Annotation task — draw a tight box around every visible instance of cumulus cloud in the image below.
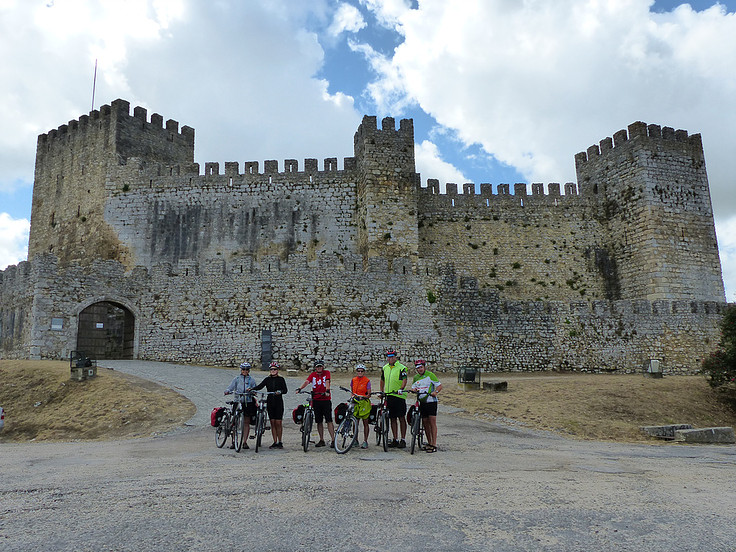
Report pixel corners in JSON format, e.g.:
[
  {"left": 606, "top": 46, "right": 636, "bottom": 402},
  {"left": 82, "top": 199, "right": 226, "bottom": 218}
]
[
  {"left": 0, "top": 213, "right": 29, "bottom": 270},
  {"left": 359, "top": 0, "right": 736, "bottom": 221},
  {"left": 328, "top": 2, "right": 366, "bottom": 36}
]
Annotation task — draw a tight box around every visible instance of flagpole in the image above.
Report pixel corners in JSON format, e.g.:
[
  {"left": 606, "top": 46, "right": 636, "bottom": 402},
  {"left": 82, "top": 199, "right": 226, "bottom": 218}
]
[{"left": 91, "top": 59, "right": 98, "bottom": 111}]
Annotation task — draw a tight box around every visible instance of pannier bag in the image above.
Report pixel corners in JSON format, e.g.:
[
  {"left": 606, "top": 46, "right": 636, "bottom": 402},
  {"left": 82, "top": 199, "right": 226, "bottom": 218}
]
[
  {"left": 292, "top": 404, "right": 305, "bottom": 424},
  {"left": 353, "top": 399, "right": 372, "bottom": 419},
  {"left": 368, "top": 404, "right": 378, "bottom": 423},
  {"left": 211, "top": 406, "right": 226, "bottom": 427},
  {"left": 334, "top": 402, "right": 348, "bottom": 424},
  {"left": 406, "top": 404, "right": 417, "bottom": 425}
]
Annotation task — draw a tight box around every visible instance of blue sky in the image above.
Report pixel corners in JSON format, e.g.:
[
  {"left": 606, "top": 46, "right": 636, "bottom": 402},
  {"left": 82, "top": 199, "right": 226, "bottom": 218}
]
[{"left": 0, "top": 0, "right": 735, "bottom": 301}]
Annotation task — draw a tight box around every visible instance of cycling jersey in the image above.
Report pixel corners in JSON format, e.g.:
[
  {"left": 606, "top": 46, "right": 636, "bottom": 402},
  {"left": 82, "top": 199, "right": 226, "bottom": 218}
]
[
  {"left": 411, "top": 370, "right": 441, "bottom": 403},
  {"left": 382, "top": 362, "right": 408, "bottom": 398}
]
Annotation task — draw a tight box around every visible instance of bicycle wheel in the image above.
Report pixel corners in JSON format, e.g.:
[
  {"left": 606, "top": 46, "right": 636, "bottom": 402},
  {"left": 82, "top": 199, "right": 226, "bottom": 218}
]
[
  {"left": 255, "top": 411, "right": 265, "bottom": 453},
  {"left": 410, "top": 411, "right": 421, "bottom": 455},
  {"left": 234, "top": 412, "right": 244, "bottom": 452},
  {"left": 335, "top": 416, "right": 358, "bottom": 454},
  {"left": 381, "top": 410, "right": 390, "bottom": 452},
  {"left": 374, "top": 412, "right": 383, "bottom": 446},
  {"left": 215, "top": 414, "right": 229, "bottom": 448},
  {"left": 302, "top": 409, "right": 313, "bottom": 453}
]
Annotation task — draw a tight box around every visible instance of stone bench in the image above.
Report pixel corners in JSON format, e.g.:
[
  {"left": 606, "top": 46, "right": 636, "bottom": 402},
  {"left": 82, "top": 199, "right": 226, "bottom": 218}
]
[
  {"left": 483, "top": 380, "right": 508, "bottom": 392},
  {"left": 640, "top": 424, "right": 693, "bottom": 440},
  {"left": 673, "top": 427, "right": 735, "bottom": 444}
]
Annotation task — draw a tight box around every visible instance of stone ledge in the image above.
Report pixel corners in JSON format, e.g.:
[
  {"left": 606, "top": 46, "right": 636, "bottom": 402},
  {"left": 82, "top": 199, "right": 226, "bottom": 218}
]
[
  {"left": 640, "top": 424, "right": 693, "bottom": 440},
  {"left": 673, "top": 427, "right": 735, "bottom": 444}
]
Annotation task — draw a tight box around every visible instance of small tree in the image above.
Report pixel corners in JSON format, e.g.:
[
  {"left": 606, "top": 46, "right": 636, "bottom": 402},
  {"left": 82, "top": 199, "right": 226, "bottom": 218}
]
[{"left": 702, "top": 305, "right": 736, "bottom": 387}]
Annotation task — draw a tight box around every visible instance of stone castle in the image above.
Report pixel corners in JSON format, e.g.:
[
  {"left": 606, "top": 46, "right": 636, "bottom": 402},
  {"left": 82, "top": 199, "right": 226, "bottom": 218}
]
[{"left": 0, "top": 98, "right": 727, "bottom": 372}]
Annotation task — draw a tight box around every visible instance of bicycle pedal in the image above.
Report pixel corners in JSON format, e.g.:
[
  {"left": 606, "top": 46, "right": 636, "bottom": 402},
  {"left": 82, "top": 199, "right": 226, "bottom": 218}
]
[{"left": 265, "top": 426, "right": 271, "bottom": 430}]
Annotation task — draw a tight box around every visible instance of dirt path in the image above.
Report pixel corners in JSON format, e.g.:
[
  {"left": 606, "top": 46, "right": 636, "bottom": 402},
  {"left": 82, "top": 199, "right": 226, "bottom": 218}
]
[{"left": 1, "top": 362, "right": 735, "bottom": 551}]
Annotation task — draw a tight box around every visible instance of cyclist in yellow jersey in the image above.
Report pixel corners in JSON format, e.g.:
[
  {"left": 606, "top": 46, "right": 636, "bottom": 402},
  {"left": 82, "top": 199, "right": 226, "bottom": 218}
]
[{"left": 380, "top": 349, "right": 408, "bottom": 448}]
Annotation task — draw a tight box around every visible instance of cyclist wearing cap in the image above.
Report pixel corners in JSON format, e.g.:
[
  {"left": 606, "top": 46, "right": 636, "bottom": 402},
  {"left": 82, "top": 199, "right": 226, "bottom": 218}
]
[
  {"left": 253, "top": 361, "right": 288, "bottom": 449},
  {"left": 224, "top": 362, "right": 257, "bottom": 449},
  {"left": 351, "top": 364, "right": 372, "bottom": 449},
  {"left": 380, "top": 349, "right": 408, "bottom": 448},
  {"left": 411, "top": 359, "right": 442, "bottom": 453},
  {"left": 296, "top": 359, "right": 335, "bottom": 448}
]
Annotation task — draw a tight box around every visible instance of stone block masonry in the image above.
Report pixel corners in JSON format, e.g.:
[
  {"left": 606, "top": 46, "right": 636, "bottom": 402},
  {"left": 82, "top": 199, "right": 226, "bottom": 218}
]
[{"left": 0, "top": 99, "right": 728, "bottom": 371}]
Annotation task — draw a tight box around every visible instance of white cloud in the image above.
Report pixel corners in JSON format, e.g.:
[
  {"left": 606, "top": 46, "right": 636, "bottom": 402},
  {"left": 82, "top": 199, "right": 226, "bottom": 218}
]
[
  {"left": 359, "top": 0, "right": 411, "bottom": 29},
  {"left": 0, "top": 213, "right": 29, "bottom": 270},
  {"left": 715, "top": 216, "right": 736, "bottom": 303},
  {"left": 328, "top": 2, "right": 366, "bottom": 36},
  {"left": 415, "top": 140, "right": 467, "bottom": 193},
  {"left": 361, "top": 0, "right": 736, "bottom": 221}
]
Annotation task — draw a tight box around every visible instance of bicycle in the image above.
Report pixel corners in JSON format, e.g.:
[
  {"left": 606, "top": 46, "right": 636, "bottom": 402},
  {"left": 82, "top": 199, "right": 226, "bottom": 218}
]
[
  {"left": 252, "top": 391, "right": 276, "bottom": 453},
  {"left": 215, "top": 392, "right": 246, "bottom": 452},
  {"left": 295, "top": 390, "right": 316, "bottom": 452},
  {"left": 334, "top": 386, "right": 370, "bottom": 454},
  {"left": 406, "top": 390, "right": 425, "bottom": 455},
  {"left": 372, "top": 391, "right": 390, "bottom": 452}
]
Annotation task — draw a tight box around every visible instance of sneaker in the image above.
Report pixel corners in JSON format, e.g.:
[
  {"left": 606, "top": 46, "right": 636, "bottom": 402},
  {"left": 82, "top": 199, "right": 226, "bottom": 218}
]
[
  {"left": 360, "top": 441, "right": 368, "bottom": 449},
  {"left": 398, "top": 439, "right": 406, "bottom": 449},
  {"left": 315, "top": 440, "right": 326, "bottom": 447},
  {"left": 277, "top": 442, "right": 284, "bottom": 448},
  {"left": 329, "top": 441, "right": 335, "bottom": 449},
  {"left": 243, "top": 442, "right": 249, "bottom": 449},
  {"left": 387, "top": 439, "right": 399, "bottom": 448},
  {"left": 229, "top": 443, "right": 235, "bottom": 449},
  {"left": 269, "top": 443, "right": 278, "bottom": 449}
]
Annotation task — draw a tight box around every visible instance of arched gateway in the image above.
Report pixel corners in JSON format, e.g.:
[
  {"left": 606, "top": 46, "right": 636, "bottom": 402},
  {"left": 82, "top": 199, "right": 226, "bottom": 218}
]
[{"left": 76, "top": 301, "right": 135, "bottom": 359}]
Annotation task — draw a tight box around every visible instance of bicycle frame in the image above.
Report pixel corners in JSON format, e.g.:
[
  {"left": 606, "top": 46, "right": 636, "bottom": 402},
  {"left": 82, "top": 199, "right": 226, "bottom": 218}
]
[
  {"left": 253, "top": 391, "right": 275, "bottom": 453},
  {"left": 372, "top": 392, "right": 390, "bottom": 452},
  {"left": 297, "top": 390, "right": 316, "bottom": 452},
  {"left": 407, "top": 390, "right": 425, "bottom": 455},
  {"left": 334, "top": 386, "right": 367, "bottom": 454}
]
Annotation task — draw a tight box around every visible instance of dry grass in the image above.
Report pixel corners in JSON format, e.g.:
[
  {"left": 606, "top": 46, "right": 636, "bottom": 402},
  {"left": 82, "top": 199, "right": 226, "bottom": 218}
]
[
  {"left": 437, "top": 372, "right": 736, "bottom": 441},
  {"left": 0, "top": 360, "right": 195, "bottom": 442}
]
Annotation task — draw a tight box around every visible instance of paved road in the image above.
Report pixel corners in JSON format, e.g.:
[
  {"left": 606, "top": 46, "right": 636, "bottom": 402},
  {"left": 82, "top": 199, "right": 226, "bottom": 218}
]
[{"left": 1, "top": 361, "right": 735, "bottom": 552}]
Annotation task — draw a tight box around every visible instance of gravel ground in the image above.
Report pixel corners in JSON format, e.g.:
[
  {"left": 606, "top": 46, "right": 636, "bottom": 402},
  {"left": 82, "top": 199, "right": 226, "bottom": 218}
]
[{"left": 1, "top": 361, "right": 735, "bottom": 551}]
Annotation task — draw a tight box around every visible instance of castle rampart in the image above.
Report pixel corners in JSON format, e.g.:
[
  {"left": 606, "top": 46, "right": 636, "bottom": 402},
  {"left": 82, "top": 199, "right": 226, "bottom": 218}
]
[{"left": 0, "top": 100, "right": 727, "bottom": 371}]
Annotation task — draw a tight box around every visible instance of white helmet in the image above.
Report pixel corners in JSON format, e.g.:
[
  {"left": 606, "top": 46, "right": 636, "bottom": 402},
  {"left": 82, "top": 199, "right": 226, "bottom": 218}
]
[{"left": 356, "top": 363, "right": 366, "bottom": 371}]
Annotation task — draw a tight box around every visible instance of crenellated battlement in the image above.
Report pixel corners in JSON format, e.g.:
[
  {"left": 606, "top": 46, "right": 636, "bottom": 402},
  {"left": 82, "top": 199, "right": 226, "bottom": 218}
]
[
  {"left": 191, "top": 156, "right": 358, "bottom": 177},
  {"left": 574, "top": 121, "right": 703, "bottom": 168},
  {"left": 37, "top": 98, "right": 195, "bottom": 151},
  {"left": 418, "top": 179, "right": 583, "bottom": 208}
]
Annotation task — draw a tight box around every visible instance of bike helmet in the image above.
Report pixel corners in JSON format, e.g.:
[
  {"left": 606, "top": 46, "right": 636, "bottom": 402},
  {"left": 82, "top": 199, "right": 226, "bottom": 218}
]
[
  {"left": 314, "top": 359, "right": 325, "bottom": 368},
  {"left": 240, "top": 362, "right": 252, "bottom": 370},
  {"left": 355, "top": 363, "right": 366, "bottom": 372},
  {"left": 414, "top": 359, "right": 426, "bottom": 367},
  {"left": 269, "top": 361, "right": 280, "bottom": 369},
  {"left": 385, "top": 349, "right": 396, "bottom": 357}
]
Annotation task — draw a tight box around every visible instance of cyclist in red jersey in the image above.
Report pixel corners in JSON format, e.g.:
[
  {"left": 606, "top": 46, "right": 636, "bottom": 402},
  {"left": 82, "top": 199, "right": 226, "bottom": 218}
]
[{"left": 296, "top": 359, "right": 335, "bottom": 448}]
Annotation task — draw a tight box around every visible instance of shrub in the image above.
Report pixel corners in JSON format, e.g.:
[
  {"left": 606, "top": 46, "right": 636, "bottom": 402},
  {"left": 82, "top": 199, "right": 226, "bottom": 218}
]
[
  {"left": 702, "top": 306, "right": 736, "bottom": 388},
  {"left": 426, "top": 290, "right": 436, "bottom": 304}
]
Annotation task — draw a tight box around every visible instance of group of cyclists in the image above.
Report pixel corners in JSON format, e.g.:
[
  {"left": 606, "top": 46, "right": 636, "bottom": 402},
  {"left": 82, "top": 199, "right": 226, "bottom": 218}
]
[{"left": 223, "top": 349, "right": 443, "bottom": 453}]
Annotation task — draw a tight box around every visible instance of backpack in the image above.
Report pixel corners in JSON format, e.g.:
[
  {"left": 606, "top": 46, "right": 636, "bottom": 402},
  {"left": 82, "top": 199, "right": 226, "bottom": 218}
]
[{"left": 211, "top": 406, "right": 226, "bottom": 427}]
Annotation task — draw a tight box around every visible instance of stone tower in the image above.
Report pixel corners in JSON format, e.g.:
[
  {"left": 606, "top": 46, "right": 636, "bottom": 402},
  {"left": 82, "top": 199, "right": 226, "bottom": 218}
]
[
  {"left": 354, "top": 115, "right": 419, "bottom": 265},
  {"left": 28, "top": 99, "right": 194, "bottom": 268},
  {"left": 576, "top": 122, "right": 725, "bottom": 302}
]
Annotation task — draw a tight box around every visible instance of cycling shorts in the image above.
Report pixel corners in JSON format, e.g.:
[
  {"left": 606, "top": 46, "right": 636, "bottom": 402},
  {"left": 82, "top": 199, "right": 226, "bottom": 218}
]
[
  {"left": 418, "top": 401, "right": 438, "bottom": 418},
  {"left": 313, "top": 400, "right": 333, "bottom": 424},
  {"left": 267, "top": 399, "right": 284, "bottom": 421},
  {"left": 386, "top": 394, "right": 407, "bottom": 419}
]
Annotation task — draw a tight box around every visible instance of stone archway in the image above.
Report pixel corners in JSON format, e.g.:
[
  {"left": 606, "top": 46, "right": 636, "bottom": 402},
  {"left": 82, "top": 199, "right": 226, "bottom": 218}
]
[{"left": 76, "top": 301, "right": 135, "bottom": 360}]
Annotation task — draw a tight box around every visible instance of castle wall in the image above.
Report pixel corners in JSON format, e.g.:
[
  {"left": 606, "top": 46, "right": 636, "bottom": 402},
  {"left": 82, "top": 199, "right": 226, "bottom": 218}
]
[
  {"left": 103, "top": 158, "right": 359, "bottom": 267},
  {"left": 417, "top": 181, "right": 618, "bottom": 301},
  {"left": 0, "top": 255, "right": 722, "bottom": 373},
  {"left": 0, "top": 262, "right": 35, "bottom": 358}
]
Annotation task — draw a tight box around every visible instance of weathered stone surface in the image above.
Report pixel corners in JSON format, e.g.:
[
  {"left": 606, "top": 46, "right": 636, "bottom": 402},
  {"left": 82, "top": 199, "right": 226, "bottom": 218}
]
[{"left": 483, "top": 380, "right": 508, "bottom": 392}]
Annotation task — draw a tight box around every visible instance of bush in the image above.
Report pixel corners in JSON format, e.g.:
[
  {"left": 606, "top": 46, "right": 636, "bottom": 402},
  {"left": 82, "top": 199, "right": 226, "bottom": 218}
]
[{"left": 702, "top": 306, "right": 736, "bottom": 388}]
